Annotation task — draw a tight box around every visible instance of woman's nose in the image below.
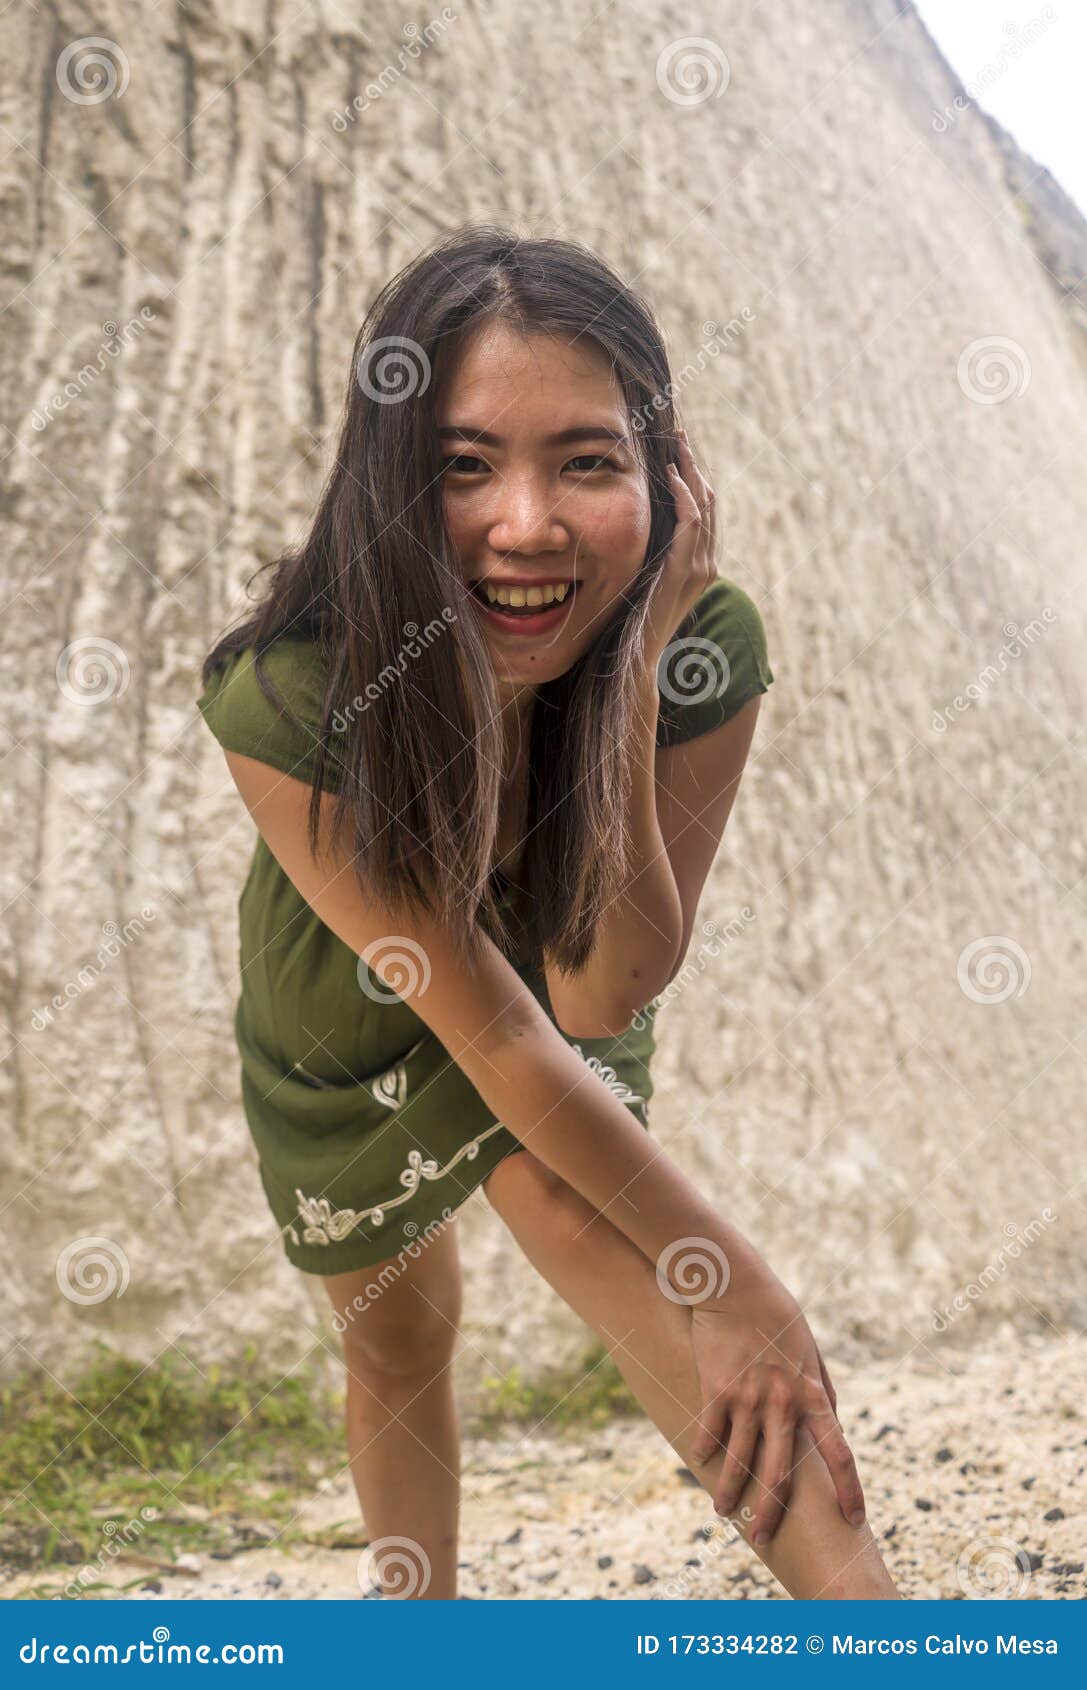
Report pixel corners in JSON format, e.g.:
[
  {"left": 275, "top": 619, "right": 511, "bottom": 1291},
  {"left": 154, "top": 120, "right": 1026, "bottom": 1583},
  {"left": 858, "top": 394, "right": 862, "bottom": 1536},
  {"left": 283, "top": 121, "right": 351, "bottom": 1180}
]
[{"left": 488, "top": 483, "right": 570, "bottom": 554}]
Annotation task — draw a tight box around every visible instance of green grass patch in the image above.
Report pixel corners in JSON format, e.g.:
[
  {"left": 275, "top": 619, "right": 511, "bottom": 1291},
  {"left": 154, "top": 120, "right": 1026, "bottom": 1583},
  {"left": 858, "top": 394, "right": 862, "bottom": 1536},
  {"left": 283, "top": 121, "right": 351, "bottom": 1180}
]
[
  {"left": 0, "top": 1338, "right": 345, "bottom": 1595},
  {"left": 468, "top": 1340, "right": 641, "bottom": 1435}
]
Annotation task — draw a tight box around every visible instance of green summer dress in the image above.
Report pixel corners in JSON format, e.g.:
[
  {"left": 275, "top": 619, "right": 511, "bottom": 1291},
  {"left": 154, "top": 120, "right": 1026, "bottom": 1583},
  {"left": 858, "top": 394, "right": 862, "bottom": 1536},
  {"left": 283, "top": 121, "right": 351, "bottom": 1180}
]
[{"left": 196, "top": 576, "right": 774, "bottom": 1275}]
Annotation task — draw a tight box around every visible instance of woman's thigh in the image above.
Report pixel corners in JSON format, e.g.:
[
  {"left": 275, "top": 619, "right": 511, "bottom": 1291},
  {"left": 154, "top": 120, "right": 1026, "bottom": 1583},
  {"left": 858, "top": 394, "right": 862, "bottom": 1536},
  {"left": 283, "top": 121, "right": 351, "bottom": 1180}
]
[{"left": 320, "top": 1214, "right": 463, "bottom": 1375}]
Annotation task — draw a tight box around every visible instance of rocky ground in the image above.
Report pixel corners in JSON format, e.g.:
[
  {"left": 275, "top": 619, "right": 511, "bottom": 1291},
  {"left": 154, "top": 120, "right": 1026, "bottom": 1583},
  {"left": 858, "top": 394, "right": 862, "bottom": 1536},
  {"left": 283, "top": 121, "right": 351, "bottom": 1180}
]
[{"left": 4, "top": 1335, "right": 1083, "bottom": 1601}]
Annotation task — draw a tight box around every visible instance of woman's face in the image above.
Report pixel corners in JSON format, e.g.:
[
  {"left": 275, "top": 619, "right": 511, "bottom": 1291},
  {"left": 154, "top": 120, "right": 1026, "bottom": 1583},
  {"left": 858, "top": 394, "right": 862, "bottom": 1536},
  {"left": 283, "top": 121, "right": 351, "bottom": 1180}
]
[{"left": 436, "top": 322, "right": 652, "bottom": 691}]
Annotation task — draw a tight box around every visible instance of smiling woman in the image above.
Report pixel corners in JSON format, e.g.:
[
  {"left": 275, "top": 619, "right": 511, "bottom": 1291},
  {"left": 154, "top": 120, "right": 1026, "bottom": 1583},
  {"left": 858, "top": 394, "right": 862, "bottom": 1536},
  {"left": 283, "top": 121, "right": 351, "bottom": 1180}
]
[{"left": 196, "top": 225, "right": 899, "bottom": 1603}]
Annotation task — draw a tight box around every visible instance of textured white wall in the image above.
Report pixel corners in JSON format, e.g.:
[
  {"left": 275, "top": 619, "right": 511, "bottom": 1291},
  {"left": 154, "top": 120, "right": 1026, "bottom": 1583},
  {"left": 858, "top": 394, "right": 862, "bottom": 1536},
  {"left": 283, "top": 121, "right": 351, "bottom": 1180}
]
[{"left": 3, "top": 0, "right": 1084, "bottom": 1397}]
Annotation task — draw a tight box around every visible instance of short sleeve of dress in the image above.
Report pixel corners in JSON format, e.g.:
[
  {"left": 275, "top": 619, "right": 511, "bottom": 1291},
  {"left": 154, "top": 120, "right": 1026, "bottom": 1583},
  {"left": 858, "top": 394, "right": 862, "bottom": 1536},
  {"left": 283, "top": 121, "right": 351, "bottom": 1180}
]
[
  {"left": 196, "top": 637, "right": 345, "bottom": 792},
  {"left": 655, "top": 576, "right": 775, "bottom": 749}
]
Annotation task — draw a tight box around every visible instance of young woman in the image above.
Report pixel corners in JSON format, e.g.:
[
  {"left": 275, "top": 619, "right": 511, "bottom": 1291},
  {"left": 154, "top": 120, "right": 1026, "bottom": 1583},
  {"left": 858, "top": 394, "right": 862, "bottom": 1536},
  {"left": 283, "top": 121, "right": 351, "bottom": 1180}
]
[{"left": 197, "top": 227, "right": 900, "bottom": 1601}]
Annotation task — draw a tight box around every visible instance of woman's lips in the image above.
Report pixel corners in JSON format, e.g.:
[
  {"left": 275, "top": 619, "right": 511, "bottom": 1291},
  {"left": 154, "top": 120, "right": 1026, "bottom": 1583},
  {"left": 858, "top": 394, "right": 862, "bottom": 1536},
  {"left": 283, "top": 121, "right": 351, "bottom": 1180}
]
[{"left": 469, "top": 582, "right": 578, "bottom": 637}]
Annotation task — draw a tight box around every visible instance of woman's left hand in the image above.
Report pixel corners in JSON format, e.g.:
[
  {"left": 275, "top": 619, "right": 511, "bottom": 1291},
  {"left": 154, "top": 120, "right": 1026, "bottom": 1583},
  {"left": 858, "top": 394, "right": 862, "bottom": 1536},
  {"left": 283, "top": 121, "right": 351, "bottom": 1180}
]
[{"left": 640, "top": 428, "right": 721, "bottom": 670}]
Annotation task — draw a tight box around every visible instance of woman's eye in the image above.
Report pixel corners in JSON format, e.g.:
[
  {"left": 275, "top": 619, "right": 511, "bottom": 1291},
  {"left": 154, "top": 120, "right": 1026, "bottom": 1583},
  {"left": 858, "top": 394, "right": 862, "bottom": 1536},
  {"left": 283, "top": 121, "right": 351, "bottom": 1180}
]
[
  {"left": 441, "top": 454, "right": 489, "bottom": 474},
  {"left": 566, "top": 454, "right": 619, "bottom": 473}
]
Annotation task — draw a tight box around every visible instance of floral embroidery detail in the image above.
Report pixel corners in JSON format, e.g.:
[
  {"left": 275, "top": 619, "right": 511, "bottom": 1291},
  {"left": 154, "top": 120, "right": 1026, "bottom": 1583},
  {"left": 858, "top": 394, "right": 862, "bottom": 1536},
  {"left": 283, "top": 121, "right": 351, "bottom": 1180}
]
[
  {"left": 287, "top": 1120, "right": 510, "bottom": 1244},
  {"left": 369, "top": 1034, "right": 427, "bottom": 1111},
  {"left": 569, "top": 1043, "right": 645, "bottom": 1108}
]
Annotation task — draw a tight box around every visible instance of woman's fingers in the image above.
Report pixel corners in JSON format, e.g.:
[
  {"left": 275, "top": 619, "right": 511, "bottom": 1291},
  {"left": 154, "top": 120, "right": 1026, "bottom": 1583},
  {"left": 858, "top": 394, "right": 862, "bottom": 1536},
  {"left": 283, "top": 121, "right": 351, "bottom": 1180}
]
[
  {"left": 816, "top": 1345, "right": 838, "bottom": 1415},
  {"left": 749, "top": 1411, "right": 797, "bottom": 1545},
  {"left": 711, "top": 1409, "right": 760, "bottom": 1518},
  {"left": 805, "top": 1399, "right": 867, "bottom": 1527}
]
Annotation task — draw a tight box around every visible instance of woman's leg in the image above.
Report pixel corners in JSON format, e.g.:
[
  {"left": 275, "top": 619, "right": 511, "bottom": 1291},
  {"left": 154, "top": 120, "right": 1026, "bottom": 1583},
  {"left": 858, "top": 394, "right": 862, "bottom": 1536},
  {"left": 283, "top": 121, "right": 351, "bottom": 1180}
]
[
  {"left": 320, "top": 1216, "right": 464, "bottom": 1599},
  {"left": 483, "top": 1151, "right": 900, "bottom": 1600}
]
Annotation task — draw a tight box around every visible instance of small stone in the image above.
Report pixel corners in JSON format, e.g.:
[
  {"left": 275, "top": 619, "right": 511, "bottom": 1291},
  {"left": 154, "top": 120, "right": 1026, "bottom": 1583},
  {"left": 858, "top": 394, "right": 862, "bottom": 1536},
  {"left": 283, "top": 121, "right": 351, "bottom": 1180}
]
[
  {"left": 915, "top": 1499, "right": 934, "bottom": 1512},
  {"left": 535, "top": 1569, "right": 558, "bottom": 1584},
  {"left": 265, "top": 1571, "right": 283, "bottom": 1589},
  {"left": 1024, "top": 1551, "right": 1044, "bottom": 1572},
  {"left": 674, "top": 1466, "right": 699, "bottom": 1487},
  {"left": 597, "top": 1554, "right": 613, "bottom": 1569},
  {"left": 934, "top": 1448, "right": 954, "bottom": 1463},
  {"left": 873, "top": 1424, "right": 900, "bottom": 1442},
  {"left": 141, "top": 1580, "right": 162, "bottom": 1594},
  {"left": 884, "top": 1523, "right": 898, "bottom": 1540},
  {"left": 1044, "top": 1507, "right": 1065, "bottom": 1521},
  {"left": 1054, "top": 1562, "right": 1084, "bottom": 1575},
  {"left": 1022, "top": 1476, "right": 1037, "bottom": 1489},
  {"left": 174, "top": 1554, "right": 202, "bottom": 1574},
  {"left": 504, "top": 1526, "right": 523, "bottom": 1545},
  {"left": 633, "top": 1564, "right": 656, "bottom": 1585}
]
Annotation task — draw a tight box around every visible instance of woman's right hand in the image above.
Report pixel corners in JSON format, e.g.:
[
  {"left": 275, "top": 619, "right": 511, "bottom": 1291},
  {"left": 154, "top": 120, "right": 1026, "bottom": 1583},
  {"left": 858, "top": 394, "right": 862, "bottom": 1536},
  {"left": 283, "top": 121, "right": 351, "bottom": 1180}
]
[{"left": 684, "top": 1259, "right": 867, "bottom": 1546}]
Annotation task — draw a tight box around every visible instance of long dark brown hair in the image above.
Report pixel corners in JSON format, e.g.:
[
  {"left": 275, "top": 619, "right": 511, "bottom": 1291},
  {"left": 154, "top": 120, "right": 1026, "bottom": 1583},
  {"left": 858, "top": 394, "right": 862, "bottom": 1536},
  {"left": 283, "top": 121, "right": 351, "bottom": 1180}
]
[{"left": 201, "top": 224, "right": 685, "bottom": 972}]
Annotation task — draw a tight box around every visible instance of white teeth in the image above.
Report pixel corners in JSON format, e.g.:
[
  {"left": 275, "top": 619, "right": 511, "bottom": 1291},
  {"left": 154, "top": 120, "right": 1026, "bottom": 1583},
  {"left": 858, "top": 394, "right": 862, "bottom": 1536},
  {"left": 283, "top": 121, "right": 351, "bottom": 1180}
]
[{"left": 481, "top": 581, "right": 571, "bottom": 607}]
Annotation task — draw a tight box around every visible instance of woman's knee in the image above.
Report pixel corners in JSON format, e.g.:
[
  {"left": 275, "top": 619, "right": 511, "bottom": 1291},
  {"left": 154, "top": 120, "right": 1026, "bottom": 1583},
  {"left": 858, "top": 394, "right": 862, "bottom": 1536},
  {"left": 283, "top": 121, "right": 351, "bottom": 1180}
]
[{"left": 322, "top": 1231, "right": 462, "bottom": 1379}]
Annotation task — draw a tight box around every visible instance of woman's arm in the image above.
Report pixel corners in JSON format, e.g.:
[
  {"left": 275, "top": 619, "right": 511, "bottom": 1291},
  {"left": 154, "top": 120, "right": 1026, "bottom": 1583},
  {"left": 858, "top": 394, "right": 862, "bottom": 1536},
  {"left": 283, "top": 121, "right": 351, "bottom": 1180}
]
[
  {"left": 542, "top": 669, "right": 684, "bottom": 1039},
  {"left": 222, "top": 747, "right": 759, "bottom": 1280},
  {"left": 222, "top": 746, "right": 865, "bottom": 1541}
]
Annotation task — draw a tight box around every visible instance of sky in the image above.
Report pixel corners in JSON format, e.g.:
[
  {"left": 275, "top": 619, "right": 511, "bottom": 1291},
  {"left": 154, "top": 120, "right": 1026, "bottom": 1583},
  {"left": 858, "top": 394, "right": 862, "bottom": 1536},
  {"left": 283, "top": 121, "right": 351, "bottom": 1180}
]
[{"left": 912, "top": 0, "right": 1087, "bottom": 216}]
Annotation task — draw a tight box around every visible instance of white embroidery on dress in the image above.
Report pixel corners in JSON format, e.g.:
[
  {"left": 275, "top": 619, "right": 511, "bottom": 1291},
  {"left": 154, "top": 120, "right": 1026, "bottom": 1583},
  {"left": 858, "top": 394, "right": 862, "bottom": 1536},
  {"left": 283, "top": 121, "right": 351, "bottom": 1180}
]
[
  {"left": 369, "top": 1034, "right": 427, "bottom": 1111},
  {"left": 288, "top": 1119, "right": 511, "bottom": 1243},
  {"left": 569, "top": 1043, "right": 645, "bottom": 1107}
]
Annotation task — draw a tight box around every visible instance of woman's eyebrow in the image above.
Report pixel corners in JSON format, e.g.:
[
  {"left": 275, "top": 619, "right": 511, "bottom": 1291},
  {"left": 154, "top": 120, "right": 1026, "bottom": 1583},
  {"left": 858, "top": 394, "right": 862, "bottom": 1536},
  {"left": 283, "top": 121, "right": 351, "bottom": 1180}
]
[{"left": 437, "top": 424, "right": 629, "bottom": 447}]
